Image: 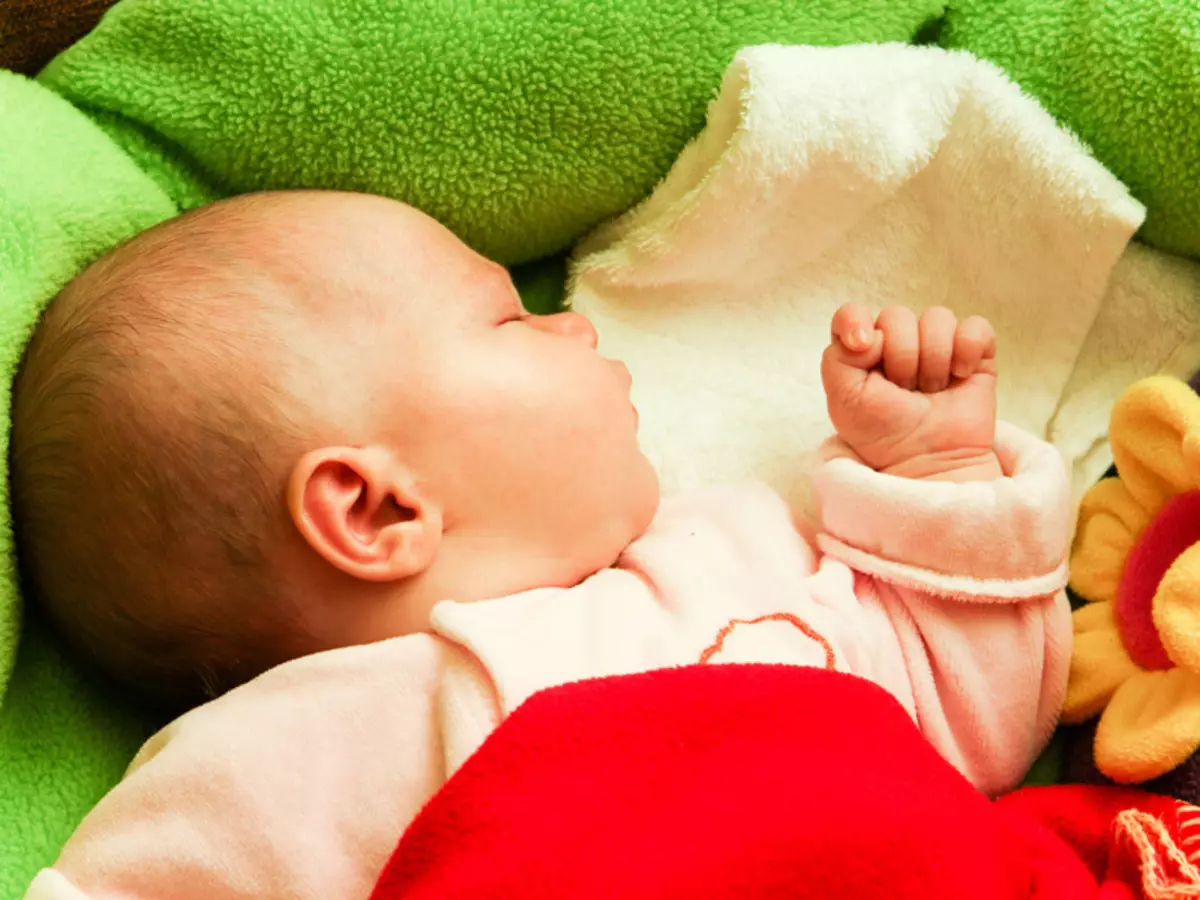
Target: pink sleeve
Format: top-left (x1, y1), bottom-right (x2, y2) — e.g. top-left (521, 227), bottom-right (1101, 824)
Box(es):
top-left (812, 422), bottom-right (1073, 796)
top-left (25, 635), bottom-right (477, 900)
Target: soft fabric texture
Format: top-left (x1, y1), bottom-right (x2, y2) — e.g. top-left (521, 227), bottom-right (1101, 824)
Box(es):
top-left (371, 665), bottom-right (1200, 900)
top-left (0, 72), bottom-right (176, 692)
top-left (937, 0), bottom-right (1200, 261)
top-left (35, 0), bottom-right (944, 266)
top-left (569, 44), bottom-right (1200, 525)
top-left (26, 427), bottom-right (1070, 898)
top-left (1064, 377), bottom-right (1200, 786)
top-left (1052, 245), bottom-right (1200, 490)
top-left (32, 0), bottom-right (1200, 265)
top-left (0, 70), bottom-right (169, 900)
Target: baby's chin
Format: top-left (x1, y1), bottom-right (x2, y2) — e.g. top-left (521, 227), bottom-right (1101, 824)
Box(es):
top-left (619, 456), bottom-right (663, 547)
top-left (571, 487), bottom-right (662, 584)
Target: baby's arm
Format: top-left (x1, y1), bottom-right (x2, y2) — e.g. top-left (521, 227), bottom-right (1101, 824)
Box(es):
top-left (24, 635), bottom-right (464, 900)
top-left (816, 305), bottom-right (1072, 795)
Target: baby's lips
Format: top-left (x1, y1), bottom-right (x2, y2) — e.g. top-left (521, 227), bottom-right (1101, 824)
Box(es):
top-left (613, 360), bottom-right (633, 389)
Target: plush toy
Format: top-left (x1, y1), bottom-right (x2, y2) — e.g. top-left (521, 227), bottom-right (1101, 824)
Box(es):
top-left (1063, 374), bottom-right (1200, 800)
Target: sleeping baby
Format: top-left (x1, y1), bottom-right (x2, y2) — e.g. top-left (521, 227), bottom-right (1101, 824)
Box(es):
top-left (14, 190), bottom-right (1072, 900)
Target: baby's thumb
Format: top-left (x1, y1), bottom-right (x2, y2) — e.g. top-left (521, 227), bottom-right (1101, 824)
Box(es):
top-left (821, 342), bottom-right (870, 412)
top-left (822, 331), bottom-right (882, 389)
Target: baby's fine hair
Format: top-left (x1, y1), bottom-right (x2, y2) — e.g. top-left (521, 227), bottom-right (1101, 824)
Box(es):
top-left (10, 196), bottom-right (313, 712)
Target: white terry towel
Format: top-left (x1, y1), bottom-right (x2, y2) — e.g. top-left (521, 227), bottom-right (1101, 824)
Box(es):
top-left (569, 43), bottom-right (1200, 523)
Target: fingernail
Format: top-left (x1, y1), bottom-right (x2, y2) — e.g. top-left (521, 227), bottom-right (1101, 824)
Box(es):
top-left (852, 327), bottom-right (870, 349)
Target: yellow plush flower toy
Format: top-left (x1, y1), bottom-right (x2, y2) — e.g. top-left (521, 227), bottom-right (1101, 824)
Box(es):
top-left (1065, 375), bottom-right (1200, 784)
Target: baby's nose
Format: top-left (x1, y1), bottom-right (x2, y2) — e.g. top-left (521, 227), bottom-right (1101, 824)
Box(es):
top-left (539, 311), bottom-right (598, 349)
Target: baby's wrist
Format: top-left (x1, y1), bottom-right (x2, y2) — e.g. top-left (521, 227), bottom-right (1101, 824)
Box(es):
top-left (878, 447), bottom-right (1004, 483)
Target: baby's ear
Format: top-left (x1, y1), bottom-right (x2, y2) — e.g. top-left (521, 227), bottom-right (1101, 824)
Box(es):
top-left (287, 446), bottom-right (443, 582)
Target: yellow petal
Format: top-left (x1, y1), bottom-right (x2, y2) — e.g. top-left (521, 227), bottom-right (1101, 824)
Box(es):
top-left (1063, 601), bottom-right (1143, 723)
top-left (1069, 478), bottom-right (1149, 604)
top-left (1109, 377), bottom-right (1200, 517)
top-left (1094, 667), bottom-right (1200, 783)
top-left (1155, 543), bottom-right (1200, 673)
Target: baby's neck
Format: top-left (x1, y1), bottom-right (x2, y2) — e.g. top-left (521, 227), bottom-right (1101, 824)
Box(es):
top-left (295, 529), bottom-right (625, 650)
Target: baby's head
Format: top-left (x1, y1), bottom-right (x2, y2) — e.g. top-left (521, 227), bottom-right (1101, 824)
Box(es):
top-left (11, 191), bottom-right (658, 711)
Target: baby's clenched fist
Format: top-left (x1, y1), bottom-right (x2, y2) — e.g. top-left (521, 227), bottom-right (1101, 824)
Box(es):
top-left (821, 304), bottom-right (1003, 482)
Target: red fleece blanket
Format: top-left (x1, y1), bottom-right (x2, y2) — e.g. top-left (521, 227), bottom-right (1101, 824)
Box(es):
top-left (371, 665), bottom-right (1200, 900)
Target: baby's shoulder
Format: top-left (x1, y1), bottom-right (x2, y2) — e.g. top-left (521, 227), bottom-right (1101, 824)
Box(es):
top-left (56, 635), bottom-right (456, 900)
top-left (134, 635), bottom-right (445, 764)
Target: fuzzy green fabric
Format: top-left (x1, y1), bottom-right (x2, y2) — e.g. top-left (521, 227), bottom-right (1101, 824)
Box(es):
top-left (0, 617), bottom-right (154, 900)
top-left (37, 0), bottom-right (944, 265)
top-left (0, 70), bottom-right (170, 898)
top-left (936, 0), bottom-right (1200, 260)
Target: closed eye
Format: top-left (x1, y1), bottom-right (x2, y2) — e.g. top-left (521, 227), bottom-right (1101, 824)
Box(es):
top-left (494, 281), bottom-right (528, 325)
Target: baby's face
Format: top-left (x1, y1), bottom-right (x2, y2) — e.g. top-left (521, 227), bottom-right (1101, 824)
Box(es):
top-left (283, 193), bottom-right (660, 600)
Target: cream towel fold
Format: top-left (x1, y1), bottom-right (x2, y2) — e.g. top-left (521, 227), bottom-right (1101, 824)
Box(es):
top-left (569, 43), bottom-right (1200, 520)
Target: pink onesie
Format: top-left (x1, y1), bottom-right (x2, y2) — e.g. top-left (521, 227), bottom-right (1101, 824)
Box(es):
top-left (25, 422), bottom-right (1073, 900)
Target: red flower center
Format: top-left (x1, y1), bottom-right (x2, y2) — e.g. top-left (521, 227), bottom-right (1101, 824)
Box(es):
top-left (1116, 490), bottom-right (1200, 670)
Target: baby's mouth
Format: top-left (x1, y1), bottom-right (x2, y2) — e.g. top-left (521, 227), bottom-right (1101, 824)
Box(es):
top-left (610, 358), bottom-right (633, 389)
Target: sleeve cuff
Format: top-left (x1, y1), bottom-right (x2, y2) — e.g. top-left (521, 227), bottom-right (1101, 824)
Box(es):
top-left (812, 422), bottom-right (1072, 601)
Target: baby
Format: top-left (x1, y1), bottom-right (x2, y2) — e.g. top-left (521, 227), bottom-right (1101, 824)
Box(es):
top-left (15, 191), bottom-right (1072, 900)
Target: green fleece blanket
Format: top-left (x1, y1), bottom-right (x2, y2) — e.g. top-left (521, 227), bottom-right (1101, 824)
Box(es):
top-left (937, 0), bottom-right (1200, 262)
top-left (0, 71), bottom-right (172, 899)
top-left (3, 0), bottom-right (1200, 891)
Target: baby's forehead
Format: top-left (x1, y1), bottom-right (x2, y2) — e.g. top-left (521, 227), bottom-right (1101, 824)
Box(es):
top-left (79, 192), bottom-right (492, 353)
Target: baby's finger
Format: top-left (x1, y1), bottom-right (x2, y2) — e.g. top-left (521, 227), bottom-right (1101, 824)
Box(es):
top-left (917, 306), bottom-right (957, 393)
top-left (951, 316), bottom-right (998, 379)
top-left (830, 302), bottom-right (876, 353)
top-left (876, 306), bottom-right (919, 390)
